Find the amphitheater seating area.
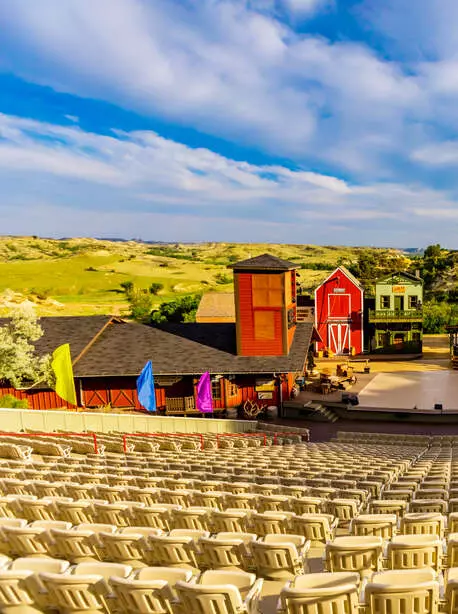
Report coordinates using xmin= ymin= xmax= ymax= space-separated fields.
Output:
xmin=0 ymin=428 xmax=455 ymax=613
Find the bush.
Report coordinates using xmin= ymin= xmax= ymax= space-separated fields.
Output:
xmin=151 ymin=294 xmax=201 ymax=324
xmin=127 ymin=289 xmax=154 ymax=323
xmin=120 ymin=281 xmax=134 ymax=295
xmin=149 ymin=283 xmax=164 ymax=295
xmin=214 ymin=273 xmax=232 ymax=285
xmin=423 ymin=300 xmax=452 ymax=333
xmin=0 ymin=394 xmax=28 ymax=409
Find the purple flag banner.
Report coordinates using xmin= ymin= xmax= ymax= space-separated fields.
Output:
xmin=197 ymin=372 xmax=213 ymax=413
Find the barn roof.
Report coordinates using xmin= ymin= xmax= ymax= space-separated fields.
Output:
xmin=0 ymin=315 xmax=112 ymax=363
xmin=229 ymin=253 xmax=299 ymax=271
xmin=0 ymin=315 xmax=313 ymax=377
xmin=196 ymin=292 xmax=235 ymax=322
xmin=74 ymin=320 xmax=313 ymax=377
xmin=316 ymin=266 xmax=363 ymax=290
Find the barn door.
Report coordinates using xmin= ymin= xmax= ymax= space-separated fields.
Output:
xmin=329 ymin=323 xmax=350 ymax=355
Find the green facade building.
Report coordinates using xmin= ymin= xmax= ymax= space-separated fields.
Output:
xmin=368 ymin=272 xmax=423 ymax=353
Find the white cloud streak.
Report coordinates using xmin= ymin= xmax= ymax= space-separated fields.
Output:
xmin=0 ymin=113 xmax=456 ymax=245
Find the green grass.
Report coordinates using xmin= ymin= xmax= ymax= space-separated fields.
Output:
xmin=0 ymin=237 xmax=409 ymax=316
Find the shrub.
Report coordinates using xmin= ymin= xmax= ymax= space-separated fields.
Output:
xmin=127 ymin=289 xmax=154 ymax=323
xmin=149 ymin=282 xmax=164 ymax=295
xmin=0 ymin=394 xmax=28 ymax=409
xmin=214 ymin=273 xmax=232 ymax=285
xmin=151 ymin=294 xmax=201 ymax=324
xmin=120 ymin=281 xmax=134 ymax=295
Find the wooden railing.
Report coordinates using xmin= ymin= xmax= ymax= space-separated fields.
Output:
xmin=369 ymin=309 xmax=423 ymax=322
xmin=165 ymin=396 xmax=196 ymax=413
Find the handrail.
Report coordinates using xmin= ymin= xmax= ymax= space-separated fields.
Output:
xmin=216 ymin=433 xmax=267 ymax=448
xmin=122 ymin=432 xmax=204 ymax=453
xmin=0 ymin=431 xmax=99 ymax=454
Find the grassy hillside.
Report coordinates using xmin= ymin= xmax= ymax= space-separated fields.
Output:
xmin=0 ymin=237 xmax=410 ymax=316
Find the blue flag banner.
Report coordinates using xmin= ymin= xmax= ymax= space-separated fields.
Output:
xmin=137 ymin=361 xmax=156 ymax=412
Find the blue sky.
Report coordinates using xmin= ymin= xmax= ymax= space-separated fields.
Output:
xmin=0 ymin=0 xmax=457 ymax=246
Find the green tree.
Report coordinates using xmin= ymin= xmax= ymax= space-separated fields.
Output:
xmin=0 ymin=305 xmax=51 ymax=388
xmin=151 ymin=294 xmax=201 ymax=324
xmin=423 ymin=300 xmax=452 ymax=333
xmin=149 ymin=282 xmax=164 ymax=295
xmin=127 ymin=289 xmax=154 ymax=323
xmin=120 ymin=280 xmax=134 ymax=295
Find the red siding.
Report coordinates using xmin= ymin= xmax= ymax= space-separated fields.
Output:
xmin=314 ymin=268 xmax=363 ymax=355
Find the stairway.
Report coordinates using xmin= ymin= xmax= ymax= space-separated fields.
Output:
xmin=310 ymin=403 xmax=339 ymax=423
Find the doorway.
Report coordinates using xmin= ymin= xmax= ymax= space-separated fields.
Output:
xmin=394 ymin=296 xmax=404 ymax=311
xmin=328 ymin=323 xmax=350 ymax=355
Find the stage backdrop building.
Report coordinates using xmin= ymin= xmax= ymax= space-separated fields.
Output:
xmin=0 ymin=254 xmax=315 ymax=415
xmin=314 ymin=267 xmax=364 ymax=356
xmin=368 ymin=271 xmax=423 ymax=353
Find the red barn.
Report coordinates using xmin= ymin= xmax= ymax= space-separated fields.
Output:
xmin=314 ymin=267 xmax=363 ymax=355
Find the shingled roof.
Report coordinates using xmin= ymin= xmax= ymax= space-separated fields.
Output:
xmin=0 ymin=314 xmax=312 ymax=377
xmin=229 ymin=253 xmax=299 ymax=271
xmin=73 ymin=320 xmax=313 ymax=377
xmin=0 ymin=315 xmax=112 ymax=362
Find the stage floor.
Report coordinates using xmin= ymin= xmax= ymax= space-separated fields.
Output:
xmin=358 ymin=371 xmax=458 ymax=410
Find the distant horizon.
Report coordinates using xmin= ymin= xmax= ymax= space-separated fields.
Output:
xmin=0 ymin=234 xmax=429 ymax=252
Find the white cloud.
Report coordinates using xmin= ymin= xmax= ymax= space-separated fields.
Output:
xmin=0 ymin=113 xmax=456 ymax=245
xmin=412 ymin=141 xmax=458 ymax=166
xmin=0 ymin=0 xmax=424 ymax=172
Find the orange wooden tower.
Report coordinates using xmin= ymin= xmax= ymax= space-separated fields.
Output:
xmin=230 ymin=254 xmax=299 ymax=356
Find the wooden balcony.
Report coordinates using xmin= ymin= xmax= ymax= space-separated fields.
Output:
xmin=369 ymin=309 xmax=423 ymax=323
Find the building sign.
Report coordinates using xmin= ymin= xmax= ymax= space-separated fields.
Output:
xmin=255 ymin=378 xmax=276 ymax=392
xmin=333 ymin=288 xmax=345 ymax=293
xmin=392 ymin=286 xmax=406 ymax=293
xmin=258 ymin=392 xmax=273 ymax=400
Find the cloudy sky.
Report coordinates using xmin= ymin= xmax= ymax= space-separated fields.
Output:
xmin=0 ymin=0 xmax=457 ymax=246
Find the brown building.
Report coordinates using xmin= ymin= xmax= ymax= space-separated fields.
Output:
xmin=0 ymin=254 xmax=316 ymax=415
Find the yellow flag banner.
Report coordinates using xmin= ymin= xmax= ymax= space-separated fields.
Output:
xmin=51 ymin=343 xmax=77 ymax=406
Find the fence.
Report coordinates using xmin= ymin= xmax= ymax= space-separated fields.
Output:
xmin=0 ymin=431 xmax=99 ymax=454
xmin=0 ymin=408 xmax=256 ymax=435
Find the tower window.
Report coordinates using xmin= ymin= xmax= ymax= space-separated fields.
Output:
xmin=252 ymin=274 xmax=283 ymax=307
xmin=254 ymin=311 xmax=276 ymax=340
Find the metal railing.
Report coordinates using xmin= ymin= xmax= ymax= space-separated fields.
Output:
xmin=0 ymin=431 xmax=99 ymax=454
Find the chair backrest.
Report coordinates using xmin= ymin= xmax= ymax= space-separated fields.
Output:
xmin=400 ymin=513 xmax=444 ymax=537
xmin=350 ymin=515 xmax=397 ymax=539
xmin=291 ymin=514 xmax=333 ymax=544
xmin=387 ymin=536 xmax=442 ymax=571
xmin=251 ymin=540 xmax=302 ymax=580
xmin=280 ymin=582 xmax=359 ymax=614
xmin=175 ymin=581 xmax=243 ymax=614
xmin=326 ymin=537 xmax=383 ymax=577
xmin=110 ymin=577 xmax=175 ymax=614
xmin=365 ymin=569 xmax=439 ymax=614
xmin=40 ymin=572 xmax=111 ymax=612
